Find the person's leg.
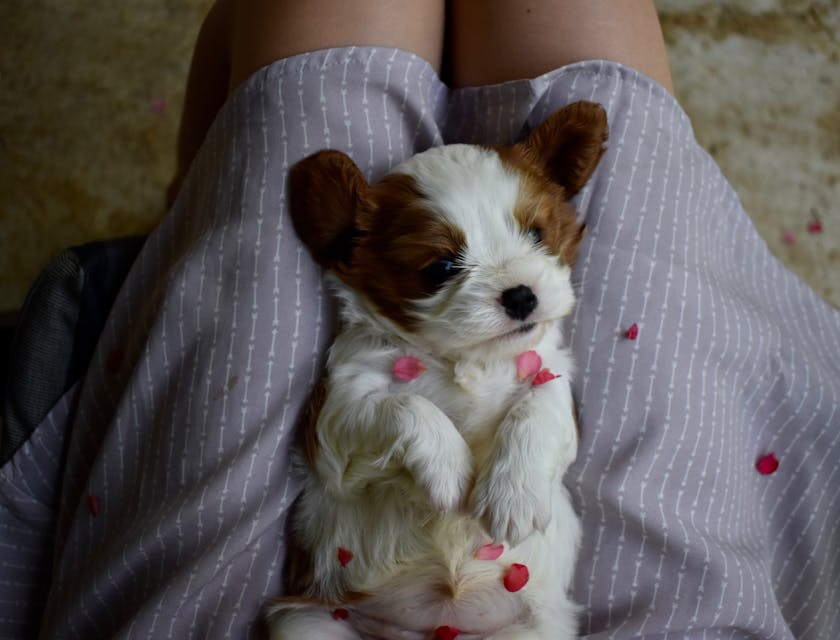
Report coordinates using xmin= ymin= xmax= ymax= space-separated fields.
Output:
xmin=229 ymin=0 xmax=446 ymax=90
xmin=168 ymin=0 xmax=445 ymax=207
xmin=167 ymin=0 xmax=233 ymax=208
xmin=449 ymin=0 xmax=673 ymax=93
xmin=42 ymin=4 xmax=453 ymax=636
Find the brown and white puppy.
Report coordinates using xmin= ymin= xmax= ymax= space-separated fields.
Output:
xmin=268 ymin=101 xmax=607 ymax=640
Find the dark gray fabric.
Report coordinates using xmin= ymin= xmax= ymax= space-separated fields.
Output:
xmin=2 ymin=250 xmax=82 ymax=464
xmin=0 ymin=49 xmax=838 ymax=640
xmin=1 ymin=237 xmax=144 ymax=465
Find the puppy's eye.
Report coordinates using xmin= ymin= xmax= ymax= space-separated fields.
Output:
xmin=422 ymin=256 xmax=460 ymax=287
xmin=527 ymin=227 xmax=543 ymax=245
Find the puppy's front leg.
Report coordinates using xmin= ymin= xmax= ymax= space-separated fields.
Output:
xmin=470 ymin=377 xmax=578 ymax=546
xmin=315 ymin=391 xmax=473 ymax=512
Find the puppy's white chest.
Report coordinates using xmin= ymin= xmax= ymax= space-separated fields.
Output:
xmin=387 ymin=330 xmax=571 ymax=443
xmin=388 ymin=355 xmax=520 ymax=437
xmin=452 ymin=359 xmax=504 ymax=393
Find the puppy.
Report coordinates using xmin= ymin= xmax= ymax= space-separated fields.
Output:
xmin=268 ymin=101 xmax=607 ymax=640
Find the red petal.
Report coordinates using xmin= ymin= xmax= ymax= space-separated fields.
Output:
xmin=808 ymin=221 xmax=823 ymax=234
xmin=475 ymin=543 xmax=505 ymax=560
xmin=532 ymin=368 xmax=559 ymax=386
xmin=756 ymin=453 xmax=779 ymax=475
xmin=434 ymin=626 xmax=462 ymax=640
xmin=503 ymin=563 xmax=530 ymax=592
xmin=332 ymin=608 xmax=349 ymax=621
xmin=337 ymin=547 xmax=354 ymax=566
xmin=393 ymin=356 xmax=427 ymax=381
xmin=625 ymin=323 xmax=639 ymax=340
xmin=106 ymin=349 xmax=124 ymax=373
xmin=516 ymin=350 xmax=542 ymax=381
xmin=87 ymin=494 xmax=100 ymax=517
xmin=782 ymin=230 xmax=796 ymax=246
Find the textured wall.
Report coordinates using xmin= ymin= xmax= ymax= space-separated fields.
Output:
xmin=1 ymin=1 xmax=838 ymax=311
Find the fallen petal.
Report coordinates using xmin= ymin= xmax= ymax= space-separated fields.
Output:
xmin=332 ymin=608 xmax=349 ymax=621
xmin=88 ymin=494 xmax=100 ymax=517
xmin=625 ymin=323 xmax=639 ymax=340
xmin=516 ymin=350 xmax=542 ymax=381
xmin=434 ymin=626 xmax=462 ymax=640
xmin=106 ymin=349 xmax=124 ymax=373
xmin=337 ymin=547 xmax=354 ymax=566
xmin=756 ymin=453 xmax=779 ymax=475
xmin=503 ymin=563 xmax=530 ymax=592
xmin=475 ymin=543 xmax=505 ymax=560
xmin=532 ymin=368 xmax=559 ymax=386
xmin=393 ymin=356 xmax=427 ymax=381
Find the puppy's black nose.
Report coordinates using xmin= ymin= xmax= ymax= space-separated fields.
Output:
xmin=501 ymin=285 xmax=538 ymax=321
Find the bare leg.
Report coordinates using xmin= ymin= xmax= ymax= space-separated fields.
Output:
xmin=167 ymin=0 xmax=233 ymax=207
xmin=229 ymin=0 xmax=446 ymax=90
xmin=449 ymin=0 xmax=673 ymax=93
xmin=168 ymin=0 xmax=445 ymax=206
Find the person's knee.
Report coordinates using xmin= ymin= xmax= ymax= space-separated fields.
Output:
xmin=449 ymin=0 xmax=673 ymax=92
xmin=229 ymin=1 xmax=445 ymax=91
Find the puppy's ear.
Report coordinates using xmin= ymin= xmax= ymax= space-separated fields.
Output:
xmin=288 ymin=150 xmax=373 ymax=271
xmin=518 ymin=101 xmax=608 ymax=198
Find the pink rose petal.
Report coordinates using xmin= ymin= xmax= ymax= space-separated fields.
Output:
xmin=756 ymin=453 xmax=779 ymax=475
xmin=782 ymin=230 xmax=796 ymax=246
xmin=475 ymin=543 xmax=505 ymax=560
xmin=337 ymin=547 xmax=354 ymax=566
xmin=808 ymin=220 xmax=823 ymax=234
xmin=516 ymin=350 xmax=542 ymax=381
xmin=532 ymin=368 xmax=559 ymax=386
xmin=392 ymin=356 xmax=426 ymax=381
xmin=625 ymin=323 xmax=639 ymax=340
xmin=503 ymin=563 xmax=530 ymax=592
xmin=332 ymin=608 xmax=349 ymax=621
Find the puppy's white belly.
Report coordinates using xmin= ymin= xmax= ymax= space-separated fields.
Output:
xmin=351 ymin=562 xmax=526 ymax=637
xmin=300 ymin=489 xmax=580 ymax=637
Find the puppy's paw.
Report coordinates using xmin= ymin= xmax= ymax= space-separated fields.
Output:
xmin=470 ymin=463 xmax=551 ymax=546
xmin=397 ymin=397 xmax=473 ymax=512
xmin=413 ymin=431 xmax=473 ymax=512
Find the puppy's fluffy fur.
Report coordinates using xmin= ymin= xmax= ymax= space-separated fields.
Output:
xmin=268 ymin=101 xmax=608 ymax=639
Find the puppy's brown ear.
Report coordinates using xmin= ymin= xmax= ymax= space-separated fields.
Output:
xmin=519 ymin=101 xmax=608 ymax=198
xmin=288 ymin=150 xmax=373 ymax=271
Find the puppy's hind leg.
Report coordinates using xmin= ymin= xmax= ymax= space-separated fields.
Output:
xmin=485 ymin=623 xmax=574 ymax=640
xmin=267 ymin=607 xmax=362 ymax=640
xmin=484 ymin=626 xmax=543 ymax=640
xmin=486 ymin=600 xmax=579 ymax=640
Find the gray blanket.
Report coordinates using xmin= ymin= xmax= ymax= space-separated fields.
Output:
xmin=2 ymin=48 xmax=839 ymax=639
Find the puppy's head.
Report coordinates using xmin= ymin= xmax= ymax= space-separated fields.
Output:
xmin=289 ymin=101 xmax=607 ymax=359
